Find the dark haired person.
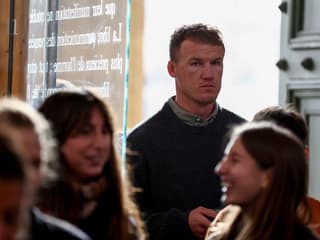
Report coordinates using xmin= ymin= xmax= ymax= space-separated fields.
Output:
xmin=127 ymin=23 xmax=245 ymax=239
xmin=0 ymin=132 xmax=26 ymax=240
xmin=37 ymin=90 xmax=146 ymax=240
xmin=206 ymin=122 xmax=319 ymax=240
xmin=253 ymin=105 xmax=320 ymax=235
xmin=0 ymin=97 xmax=91 ymax=240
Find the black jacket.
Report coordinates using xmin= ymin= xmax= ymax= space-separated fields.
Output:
xmin=30 ymin=207 xmax=91 ymax=240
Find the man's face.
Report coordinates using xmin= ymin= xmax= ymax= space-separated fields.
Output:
xmin=167 ymin=39 xmax=224 ymax=111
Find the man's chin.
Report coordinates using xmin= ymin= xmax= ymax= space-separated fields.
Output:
xmin=197 ymin=98 xmax=216 ymax=106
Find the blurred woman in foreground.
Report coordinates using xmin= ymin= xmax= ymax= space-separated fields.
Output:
xmin=205 ymin=122 xmax=318 ymax=240
xmin=37 ymin=90 xmax=145 ymax=240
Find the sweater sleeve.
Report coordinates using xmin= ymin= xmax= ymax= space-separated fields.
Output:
xmin=145 ymin=208 xmax=192 ymax=239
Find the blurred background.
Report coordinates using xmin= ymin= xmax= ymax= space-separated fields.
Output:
xmin=142 ymin=0 xmax=280 ymax=121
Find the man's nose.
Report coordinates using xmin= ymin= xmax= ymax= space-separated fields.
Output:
xmin=201 ymin=63 xmax=214 ymax=79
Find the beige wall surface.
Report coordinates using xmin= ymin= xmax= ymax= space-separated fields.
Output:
xmin=127 ymin=0 xmax=144 ymax=129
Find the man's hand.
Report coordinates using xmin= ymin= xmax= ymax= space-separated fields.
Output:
xmin=188 ymin=206 xmax=218 ymax=239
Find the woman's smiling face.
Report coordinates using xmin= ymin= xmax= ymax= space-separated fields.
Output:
xmin=61 ymin=107 xmax=111 ymax=182
xmin=215 ymin=137 xmax=269 ymax=209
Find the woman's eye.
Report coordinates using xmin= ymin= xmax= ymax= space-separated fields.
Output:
xmin=228 ymin=156 xmax=240 ymax=164
xmin=79 ymin=128 xmax=91 ymax=135
xmin=102 ymin=126 xmax=110 ymax=135
xmin=31 ymin=159 xmax=41 ymax=169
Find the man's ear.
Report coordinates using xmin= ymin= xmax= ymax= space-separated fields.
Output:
xmin=167 ymin=60 xmax=176 ymax=78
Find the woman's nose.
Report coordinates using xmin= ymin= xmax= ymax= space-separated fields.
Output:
xmin=215 ymin=158 xmax=228 ymax=176
xmin=93 ymin=132 xmax=108 ymax=148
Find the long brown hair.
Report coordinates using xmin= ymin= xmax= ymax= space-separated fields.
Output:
xmin=38 ymin=90 xmax=145 ymax=240
xmin=227 ymin=122 xmax=310 ymax=240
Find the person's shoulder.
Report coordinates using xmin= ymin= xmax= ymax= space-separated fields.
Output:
xmin=31 ymin=207 xmax=91 ymax=240
xmin=205 ymin=205 xmax=241 ymax=240
xmin=127 ymin=103 xmax=170 ymax=140
xmin=308 ymin=196 xmax=320 ymax=212
xmin=218 ymin=107 xmax=247 ymax=124
xmin=308 ymin=196 xmax=320 ymax=235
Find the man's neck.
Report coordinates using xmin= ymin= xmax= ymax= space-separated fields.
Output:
xmin=174 ymin=98 xmax=215 ymax=119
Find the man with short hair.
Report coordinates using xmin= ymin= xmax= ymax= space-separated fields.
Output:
xmin=127 ymin=23 xmax=245 ymax=239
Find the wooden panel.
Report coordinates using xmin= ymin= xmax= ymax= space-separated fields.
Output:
xmin=12 ymin=0 xmax=29 ymax=98
xmin=127 ymin=0 xmax=144 ymax=129
xmin=0 ymin=0 xmax=10 ymax=96
xmin=0 ymin=0 xmax=29 ymax=98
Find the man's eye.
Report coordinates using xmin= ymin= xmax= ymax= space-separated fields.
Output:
xmin=212 ymin=60 xmax=222 ymax=66
xmin=191 ymin=61 xmax=200 ymax=66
